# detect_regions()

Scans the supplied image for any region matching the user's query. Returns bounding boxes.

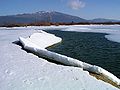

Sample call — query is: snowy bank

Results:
[26,30,62,49]
[19,30,120,86]
[25,25,120,43]
[0,28,119,90]
[3,25,120,44]
[63,25,120,44]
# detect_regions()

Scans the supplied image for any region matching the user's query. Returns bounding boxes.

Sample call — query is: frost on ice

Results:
[19,30,120,86]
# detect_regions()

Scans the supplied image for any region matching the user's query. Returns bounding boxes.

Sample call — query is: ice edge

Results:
[19,30,120,86]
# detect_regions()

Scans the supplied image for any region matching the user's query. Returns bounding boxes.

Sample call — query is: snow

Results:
[63,25,120,44]
[26,30,62,49]
[19,31,120,86]
[13,25,120,44]
[22,25,120,43]
[0,27,119,90]
[105,34,120,43]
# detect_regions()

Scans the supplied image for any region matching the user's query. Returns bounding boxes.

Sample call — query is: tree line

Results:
[1,21,120,27]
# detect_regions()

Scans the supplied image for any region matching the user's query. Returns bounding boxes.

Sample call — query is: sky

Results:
[0,0,120,20]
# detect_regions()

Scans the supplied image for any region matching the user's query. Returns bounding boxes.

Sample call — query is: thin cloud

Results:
[68,0,85,10]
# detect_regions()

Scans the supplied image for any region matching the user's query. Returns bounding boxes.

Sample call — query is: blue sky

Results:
[0,0,120,20]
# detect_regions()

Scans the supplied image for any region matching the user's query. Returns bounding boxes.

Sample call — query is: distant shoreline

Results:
[1,22,120,27]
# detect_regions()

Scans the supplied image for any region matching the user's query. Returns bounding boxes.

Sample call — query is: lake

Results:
[46,30,120,78]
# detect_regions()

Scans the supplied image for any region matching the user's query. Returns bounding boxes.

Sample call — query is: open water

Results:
[47,30,120,78]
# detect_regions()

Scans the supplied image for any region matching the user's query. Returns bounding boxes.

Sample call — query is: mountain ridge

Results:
[0,11,120,26]
[0,11,87,25]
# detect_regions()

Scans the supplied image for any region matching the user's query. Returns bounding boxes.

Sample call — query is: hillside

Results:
[0,11,87,25]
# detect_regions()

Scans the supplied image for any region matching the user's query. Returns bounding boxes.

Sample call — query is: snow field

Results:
[0,26,120,90]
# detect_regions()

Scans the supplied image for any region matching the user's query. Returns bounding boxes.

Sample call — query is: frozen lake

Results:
[0,26,119,90]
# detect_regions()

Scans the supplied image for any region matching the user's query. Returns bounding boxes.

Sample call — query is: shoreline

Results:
[90,72,120,88]
[19,30,120,87]
[0,26,120,90]
[47,30,120,79]
[1,22,120,27]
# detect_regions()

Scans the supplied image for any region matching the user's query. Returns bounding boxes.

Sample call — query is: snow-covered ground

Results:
[0,25,120,43]
[4,25,120,43]
[19,30,120,85]
[17,25,120,43]
[0,26,120,90]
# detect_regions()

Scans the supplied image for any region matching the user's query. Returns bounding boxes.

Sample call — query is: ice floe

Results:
[19,30,120,86]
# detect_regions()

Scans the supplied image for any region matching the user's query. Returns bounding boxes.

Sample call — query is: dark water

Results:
[46,30,120,78]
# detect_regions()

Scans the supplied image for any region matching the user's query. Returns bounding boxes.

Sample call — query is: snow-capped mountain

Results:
[0,11,87,25]
[0,11,119,25]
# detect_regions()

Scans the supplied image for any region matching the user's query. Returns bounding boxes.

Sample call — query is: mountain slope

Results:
[0,11,87,25]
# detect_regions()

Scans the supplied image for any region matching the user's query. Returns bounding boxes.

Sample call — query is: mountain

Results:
[90,18,120,23]
[0,11,120,26]
[0,11,87,25]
